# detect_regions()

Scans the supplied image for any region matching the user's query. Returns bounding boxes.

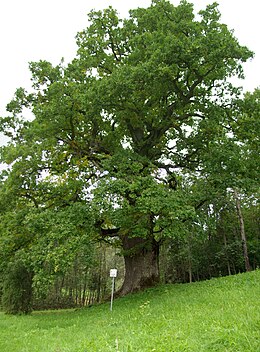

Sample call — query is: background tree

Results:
[0,0,255,297]
[2,259,33,315]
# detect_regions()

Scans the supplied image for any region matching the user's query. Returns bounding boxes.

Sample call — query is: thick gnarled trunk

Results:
[118,236,160,296]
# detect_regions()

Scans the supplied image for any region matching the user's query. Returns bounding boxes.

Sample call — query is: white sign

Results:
[110,269,118,278]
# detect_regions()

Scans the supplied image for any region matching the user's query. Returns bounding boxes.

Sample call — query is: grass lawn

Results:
[0,270,259,351]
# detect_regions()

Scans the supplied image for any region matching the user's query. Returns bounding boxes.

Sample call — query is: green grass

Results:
[0,271,259,352]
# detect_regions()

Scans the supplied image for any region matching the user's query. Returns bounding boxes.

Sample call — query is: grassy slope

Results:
[0,270,259,352]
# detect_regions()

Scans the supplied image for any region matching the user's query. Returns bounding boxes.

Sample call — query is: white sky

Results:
[0,0,259,146]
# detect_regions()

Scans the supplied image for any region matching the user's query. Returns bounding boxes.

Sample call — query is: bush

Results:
[2,260,33,314]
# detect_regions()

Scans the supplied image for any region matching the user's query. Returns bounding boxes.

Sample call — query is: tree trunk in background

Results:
[187,235,193,283]
[118,236,160,296]
[234,189,251,272]
[188,262,192,283]
[223,230,232,276]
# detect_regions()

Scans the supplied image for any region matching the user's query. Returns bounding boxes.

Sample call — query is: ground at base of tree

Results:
[0,270,259,352]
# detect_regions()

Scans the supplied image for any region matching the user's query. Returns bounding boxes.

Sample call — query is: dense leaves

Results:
[0,0,259,309]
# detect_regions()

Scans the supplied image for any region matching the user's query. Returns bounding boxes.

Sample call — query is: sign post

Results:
[110,269,117,312]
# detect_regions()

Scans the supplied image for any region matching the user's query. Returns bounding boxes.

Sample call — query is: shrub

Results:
[2,260,33,314]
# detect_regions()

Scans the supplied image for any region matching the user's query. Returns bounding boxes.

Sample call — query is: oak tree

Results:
[0,0,253,295]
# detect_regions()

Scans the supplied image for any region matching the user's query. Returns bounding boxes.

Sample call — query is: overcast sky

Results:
[0,0,259,140]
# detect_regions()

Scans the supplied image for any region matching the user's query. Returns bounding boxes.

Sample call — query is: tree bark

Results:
[187,235,193,283]
[234,189,251,272]
[223,230,232,276]
[118,236,160,296]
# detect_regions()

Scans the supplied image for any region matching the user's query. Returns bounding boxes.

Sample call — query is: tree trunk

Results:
[223,230,232,276]
[187,235,192,283]
[234,189,251,272]
[188,263,192,284]
[118,236,160,296]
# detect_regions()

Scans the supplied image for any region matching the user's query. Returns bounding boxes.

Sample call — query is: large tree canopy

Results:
[0,0,255,295]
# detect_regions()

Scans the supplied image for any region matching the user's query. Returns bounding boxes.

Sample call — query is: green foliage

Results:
[0,0,258,298]
[160,191,259,283]
[2,260,33,315]
[0,271,259,351]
